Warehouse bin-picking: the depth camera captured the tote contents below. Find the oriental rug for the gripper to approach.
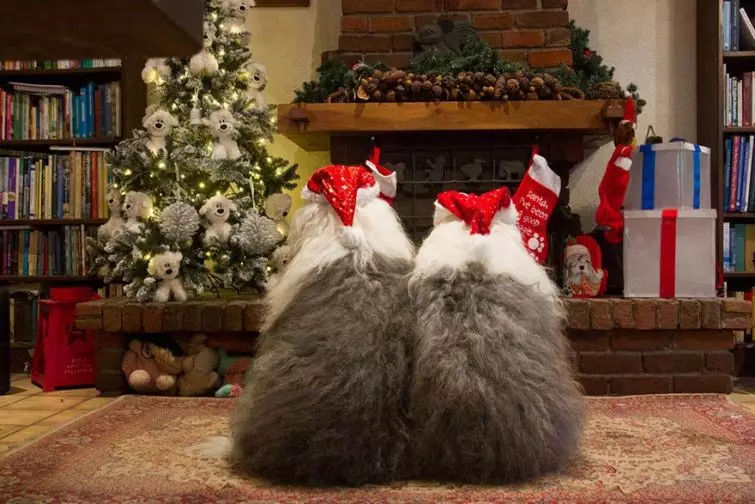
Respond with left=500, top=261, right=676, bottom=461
left=1, top=394, right=754, bottom=504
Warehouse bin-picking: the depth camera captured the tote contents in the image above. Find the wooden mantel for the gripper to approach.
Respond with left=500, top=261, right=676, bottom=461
left=277, top=100, right=625, bottom=151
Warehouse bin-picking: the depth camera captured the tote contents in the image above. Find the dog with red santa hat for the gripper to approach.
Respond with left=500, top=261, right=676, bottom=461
left=230, top=164, right=415, bottom=485
left=407, top=185, right=584, bottom=484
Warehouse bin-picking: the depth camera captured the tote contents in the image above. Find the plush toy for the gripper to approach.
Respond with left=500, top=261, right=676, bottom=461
left=263, top=192, right=291, bottom=237
left=177, top=335, right=221, bottom=397
left=141, top=58, right=171, bottom=84
left=248, top=62, right=268, bottom=111
left=221, top=0, right=253, bottom=32
left=266, top=244, right=291, bottom=289
left=214, top=349, right=253, bottom=398
left=121, top=339, right=181, bottom=394
left=142, top=105, right=178, bottom=156
left=215, top=383, right=244, bottom=398
left=204, top=110, right=241, bottom=160
left=189, top=22, right=219, bottom=76
left=148, top=250, right=188, bottom=302
left=98, top=188, right=125, bottom=240
left=563, top=235, right=607, bottom=298
left=122, top=191, right=153, bottom=232
left=200, top=194, right=237, bottom=245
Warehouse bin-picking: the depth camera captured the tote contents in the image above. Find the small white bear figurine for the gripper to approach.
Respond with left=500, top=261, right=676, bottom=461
left=123, top=191, right=154, bottom=232
left=189, top=22, right=219, bottom=76
left=562, top=235, right=606, bottom=299
left=203, top=110, right=241, bottom=160
left=141, top=58, right=171, bottom=84
left=221, top=0, right=254, bottom=32
left=248, top=62, right=268, bottom=111
left=98, top=188, right=125, bottom=240
left=263, top=192, right=292, bottom=238
left=142, top=105, right=178, bottom=156
left=266, top=244, right=291, bottom=290
left=200, top=194, right=237, bottom=245
left=148, top=251, right=188, bottom=302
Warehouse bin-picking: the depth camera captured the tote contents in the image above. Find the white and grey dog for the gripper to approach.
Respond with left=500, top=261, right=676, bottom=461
left=230, top=165, right=415, bottom=485
left=407, top=187, right=584, bottom=483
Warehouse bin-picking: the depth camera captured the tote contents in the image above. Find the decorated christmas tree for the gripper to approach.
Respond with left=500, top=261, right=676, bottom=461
left=88, top=0, right=298, bottom=302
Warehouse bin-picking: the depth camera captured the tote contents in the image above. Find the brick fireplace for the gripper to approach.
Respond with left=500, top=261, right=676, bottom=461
left=337, top=0, right=572, bottom=69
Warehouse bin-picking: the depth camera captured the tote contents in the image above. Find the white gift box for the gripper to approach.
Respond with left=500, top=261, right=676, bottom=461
left=625, top=142, right=711, bottom=210
left=623, top=209, right=717, bottom=298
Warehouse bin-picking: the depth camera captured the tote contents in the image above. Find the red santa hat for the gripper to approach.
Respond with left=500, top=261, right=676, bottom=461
left=433, top=187, right=514, bottom=235
left=364, top=146, right=397, bottom=204
left=565, top=235, right=607, bottom=293
left=301, top=164, right=380, bottom=247
left=620, top=94, right=637, bottom=127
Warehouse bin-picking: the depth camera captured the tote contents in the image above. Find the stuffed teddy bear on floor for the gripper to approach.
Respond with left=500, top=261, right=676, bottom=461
left=263, top=192, right=291, bottom=238
left=122, top=191, right=153, bottom=232
left=178, top=335, right=221, bottom=397
left=189, top=22, right=219, bottom=76
left=121, top=339, right=182, bottom=395
left=148, top=250, right=188, bottom=302
left=204, top=110, right=242, bottom=160
left=141, top=58, right=171, bottom=84
left=248, top=62, right=268, bottom=111
left=142, top=105, right=178, bottom=156
left=200, top=194, right=237, bottom=245
left=98, top=188, right=125, bottom=240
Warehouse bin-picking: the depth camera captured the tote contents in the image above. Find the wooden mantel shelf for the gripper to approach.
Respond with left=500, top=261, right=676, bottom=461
left=277, top=100, right=624, bottom=151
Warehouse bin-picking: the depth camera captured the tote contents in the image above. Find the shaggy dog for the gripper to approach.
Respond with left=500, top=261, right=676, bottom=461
left=230, top=165, right=416, bottom=485
left=408, top=187, right=584, bottom=484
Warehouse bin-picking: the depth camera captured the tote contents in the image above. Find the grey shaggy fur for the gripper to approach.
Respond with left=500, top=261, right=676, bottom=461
left=409, top=263, right=584, bottom=483
left=231, top=255, right=415, bottom=486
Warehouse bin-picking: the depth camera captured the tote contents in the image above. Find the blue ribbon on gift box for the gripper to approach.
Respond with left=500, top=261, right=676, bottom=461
left=639, top=143, right=701, bottom=210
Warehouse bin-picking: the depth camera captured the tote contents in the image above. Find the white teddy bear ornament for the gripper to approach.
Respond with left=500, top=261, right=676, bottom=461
left=263, top=192, right=292, bottom=238
left=141, top=58, right=171, bottom=84
left=142, top=105, right=178, bottom=156
left=189, top=22, right=219, bottom=76
left=200, top=194, right=237, bottom=245
left=148, top=251, right=188, bottom=302
left=221, top=0, right=254, bottom=32
left=266, top=244, right=291, bottom=290
left=98, top=188, right=125, bottom=240
left=123, top=191, right=153, bottom=232
left=248, top=62, right=268, bottom=111
left=204, top=110, right=242, bottom=160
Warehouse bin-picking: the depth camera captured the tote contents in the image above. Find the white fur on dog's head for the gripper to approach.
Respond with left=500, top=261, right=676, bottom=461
left=249, top=62, right=268, bottom=91
left=204, top=110, right=238, bottom=138
left=122, top=191, right=153, bottom=220
left=414, top=197, right=556, bottom=298
left=200, top=194, right=237, bottom=223
left=147, top=250, right=183, bottom=280
left=142, top=106, right=178, bottom=137
left=264, top=193, right=414, bottom=331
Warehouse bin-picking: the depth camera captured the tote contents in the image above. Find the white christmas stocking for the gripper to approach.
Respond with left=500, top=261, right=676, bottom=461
left=513, top=147, right=562, bottom=264
left=594, top=145, right=633, bottom=244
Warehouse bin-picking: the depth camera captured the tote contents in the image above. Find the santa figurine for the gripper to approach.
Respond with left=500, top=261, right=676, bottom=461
left=408, top=186, right=584, bottom=484
left=563, top=235, right=607, bottom=298
left=229, top=164, right=416, bottom=485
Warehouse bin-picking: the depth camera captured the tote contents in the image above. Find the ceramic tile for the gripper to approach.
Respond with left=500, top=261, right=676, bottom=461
left=0, top=425, right=25, bottom=438
left=37, top=409, right=88, bottom=427
left=3, top=396, right=86, bottom=411
left=0, top=409, right=56, bottom=425
left=73, top=397, right=116, bottom=410
left=0, top=425, right=54, bottom=445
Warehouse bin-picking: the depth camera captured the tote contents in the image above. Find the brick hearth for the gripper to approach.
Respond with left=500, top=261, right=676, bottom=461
left=75, top=297, right=751, bottom=396
left=334, top=0, right=572, bottom=69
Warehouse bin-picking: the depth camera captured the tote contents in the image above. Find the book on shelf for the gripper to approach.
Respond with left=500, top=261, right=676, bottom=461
left=0, top=225, right=93, bottom=277
left=0, top=80, right=121, bottom=141
left=0, top=59, right=121, bottom=71
left=0, top=151, right=111, bottom=220
left=723, top=223, right=755, bottom=272
left=723, top=135, right=755, bottom=212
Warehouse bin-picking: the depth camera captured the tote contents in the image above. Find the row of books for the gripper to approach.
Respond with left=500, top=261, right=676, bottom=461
left=0, top=151, right=112, bottom=220
left=723, top=135, right=755, bottom=212
left=0, top=59, right=122, bottom=71
left=722, top=69, right=755, bottom=127
left=0, top=227, right=94, bottom=277
left=723, top=1, right=755, bottom=51
left=724, top=222, right=755, bottom=272
left=0, top=81, right=121, bottom=141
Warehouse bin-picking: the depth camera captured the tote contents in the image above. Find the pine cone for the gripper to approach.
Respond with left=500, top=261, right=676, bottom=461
left=531, top=76, right=545, bottom=90
left=371, top=89, right=383, bottom=101
left=411, top=81, right=422, bottom=95
left=518, top=76, right=530, bottom=90
left=432, top=85, right=443, bottom=99
left=373, top=69, right=384, bottom=80
left=451, top=87, right=462, bottom=100
left=465, top=89, right=477, bottom=101
left=526, top=90, right=539, bottom=100
left=385, top=90, right=397, bottom=102
left=421, top=80, right=433, bottom=91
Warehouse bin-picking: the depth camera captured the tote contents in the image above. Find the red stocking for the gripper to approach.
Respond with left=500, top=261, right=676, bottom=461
left=595, top=145, right=633, bottom=244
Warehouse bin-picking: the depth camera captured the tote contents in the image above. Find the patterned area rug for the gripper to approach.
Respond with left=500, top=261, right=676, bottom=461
left=0, top=395, right=754, bottom=504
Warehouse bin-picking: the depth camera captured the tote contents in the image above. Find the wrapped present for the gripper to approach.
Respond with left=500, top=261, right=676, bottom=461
left=625, top=142, right=711, bottom=210
left=623, top=209, right=716, bottom=298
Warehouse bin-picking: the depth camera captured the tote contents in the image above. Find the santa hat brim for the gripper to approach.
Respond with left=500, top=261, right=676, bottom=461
left=564, top=243, right=589, bottom=259
left=365, top=160, right=397, bottom=198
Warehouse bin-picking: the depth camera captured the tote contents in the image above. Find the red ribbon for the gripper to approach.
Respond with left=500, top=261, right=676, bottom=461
left=659, top=209, right=678, bottom=298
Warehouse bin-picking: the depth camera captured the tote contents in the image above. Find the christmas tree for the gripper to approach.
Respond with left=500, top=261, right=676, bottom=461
left=88, top=0, right=298, bottom=302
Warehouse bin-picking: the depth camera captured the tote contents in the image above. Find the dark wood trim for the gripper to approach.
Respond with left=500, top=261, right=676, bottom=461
left=121, top=57, right=147, bottom=137
left=256, top=0, right=310, bottom=6
left=0, top=219, right=106, bottom=228
left=0, top=67, right=122, bottom=79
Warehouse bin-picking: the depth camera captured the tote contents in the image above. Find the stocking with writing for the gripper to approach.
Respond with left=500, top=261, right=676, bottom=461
left=512, top=147, right=562, bottom=264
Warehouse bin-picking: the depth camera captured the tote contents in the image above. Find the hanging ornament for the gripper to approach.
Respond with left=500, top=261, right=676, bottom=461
left=190, top=103, right=202, bottom=126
